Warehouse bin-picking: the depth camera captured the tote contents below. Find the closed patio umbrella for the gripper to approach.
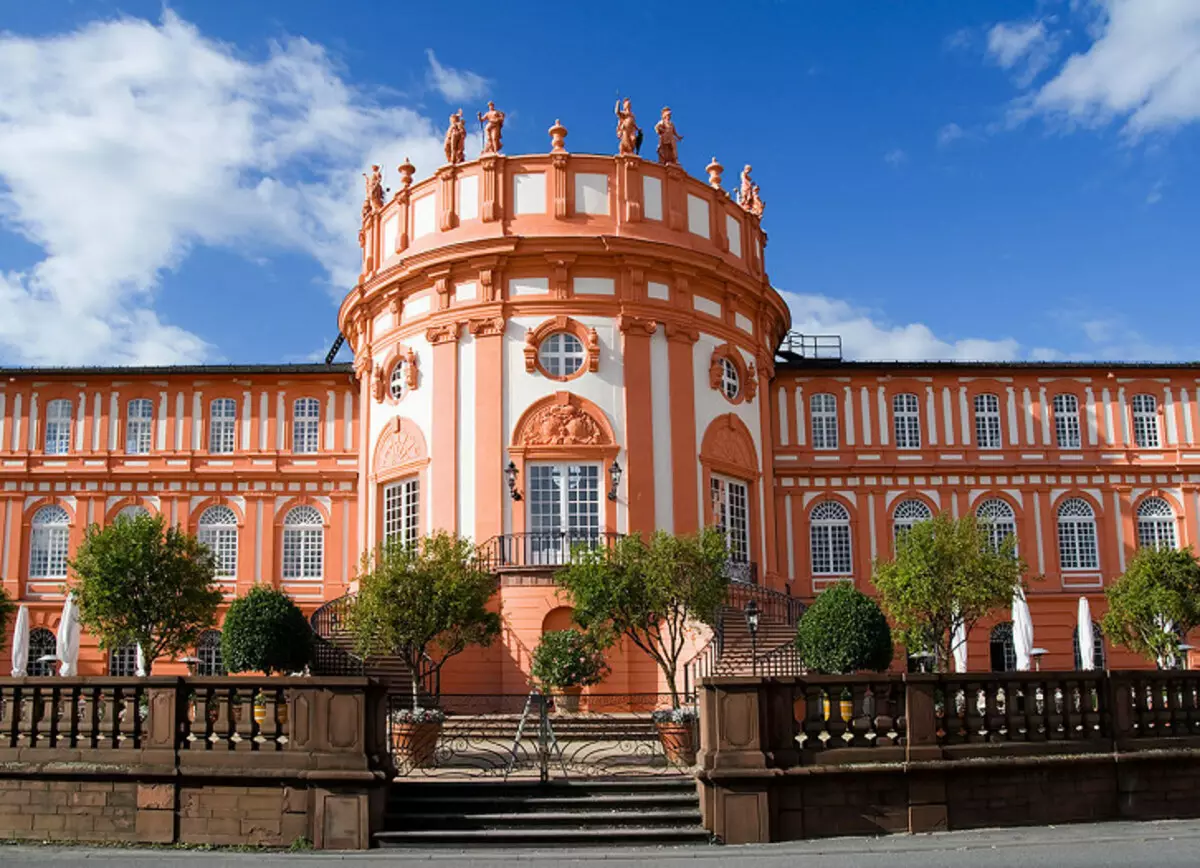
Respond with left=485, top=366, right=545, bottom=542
left=952, top=616, right=968, bottom=674
left=56, top=595, right=81, bottom=677
left=135, top=643, right=147, bottom=677
left=1012, top=588, right=1034, bottom=671
left=10, top=605, right=29, bottom=677
left=1077, top=597, right=1096, bottom=671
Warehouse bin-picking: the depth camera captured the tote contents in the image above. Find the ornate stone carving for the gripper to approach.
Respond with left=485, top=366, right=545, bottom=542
left=478, top=102, right=505, bottom=155
left=614, top=98, right=641, bottom=156
left=444, top=110, right=466, bottom=165
left=664, top=322, right=700, bottom=344
left=524, top=316, right=600, bottom=376
left=374, top=416, right=427, bottom=478
left=363, top=164, right=385, bottom=215
left=425, top=322, right=459, bottom=345
left=709, top=344, right=755, bottom=404
left=617, top=316, right=657, bottom=336
left=397, top=157, right=415, bottom=192
left=655, top=107, right=682, bottom=166
left=468, top=315, right=506, bottom=338
left=371, top=346, right=418, bottom=402
left=737, top=164, right=764, bottom=217
left=706, top=157, right=724, bottom=191
left=549, top=119, right=568, bottom=154
left=517, top=401, right=608, bottom=447
left=745, top=361, right=758, bottom=402
left=701, top=414, right=758, bottom=473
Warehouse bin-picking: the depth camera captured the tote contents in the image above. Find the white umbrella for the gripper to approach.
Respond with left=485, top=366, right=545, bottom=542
left=135, top=643, right=147, bottom=677
left=10, top=605, right=29, bottom=677
left=952, top=615, right=968, bottom=674
left=56, top=595, right=81, bottom=677
left=1077, top=597, right=1096, bottom=671
left=1012, top=587, right=1034, bottom=671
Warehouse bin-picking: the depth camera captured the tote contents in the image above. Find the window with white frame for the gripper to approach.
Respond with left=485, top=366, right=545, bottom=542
left=719, top=358, right=741, bottom=401
left=29, top=505, right=70, bottom=579
left=1136, top=497, right=1177, bottom=549
left=711, top=475, right=750, bottom=565
left=383, top=477, right=420, bottom=547
left=1132, top=393, right=1160, bottom=448
left=389, top=360, right=407, bottom=400
left=892, top=499, right=931, bottom=543
left=125, top=398, right=154, bottom=455
left=44, top=399, right=72, bottom=455
left=1057, top=498, right=1099, bottom=570
left=976, top=498, right=1017, bottom=554
left=196, top=630, right=225, bottom=676
left=282, top=505, right=324, bottom=580
left=810, top=393, right=839, bottom=450
left=1053, top=393, right=1081, bottom=450
left=892, top=393, right=921, bottom=450
left=810, top=501, right=852, bottom=576
left=974, top=393, right=1002, bottom=449
left=116, top=505, right=149, bottom=522
left=109, top=643, right=138, bottom=677
left=208, top=398, right=237, bottom=454
left=28, top=628, right=56, bottom=677
left=538, top=332, right=586, bottom=378
left=292, top=397, right=321, bottom=454
left=197, top=505, right=238, bottom=578
left=990, top=622, right=1016, bottom=672
left=527, top=463, right=602, bottom=563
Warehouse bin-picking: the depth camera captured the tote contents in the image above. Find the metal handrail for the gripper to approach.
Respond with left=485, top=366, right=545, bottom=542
left=476, top=531, right=624, bottom=572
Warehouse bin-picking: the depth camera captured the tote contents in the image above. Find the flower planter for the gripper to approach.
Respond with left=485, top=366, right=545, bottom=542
left=822, top=698, right=854, bottom=723
left=551, top=686, right=583, bottom=714
left=656, top=721, right=697, bottom=766
left=392, top=720, right=443, bottom=769
left=253, top=704, right=267, bottom=726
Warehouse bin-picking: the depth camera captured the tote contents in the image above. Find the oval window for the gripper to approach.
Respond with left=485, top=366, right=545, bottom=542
left=538, top=333, right=586, bottom=378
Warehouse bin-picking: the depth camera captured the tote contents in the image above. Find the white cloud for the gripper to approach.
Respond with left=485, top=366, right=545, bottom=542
left=0, top=12, right=452, bottom=365
left=883, top=148, right=908, bottom=167
left=937, top=122, right=965, bottom=146
left=987, top=19, right=1061, bottom=86
left=1146, top=180, right=1164, bottom=204
left=425, top=49, right=488, bottom=102
left=781, top=293, right=1020, bottom=361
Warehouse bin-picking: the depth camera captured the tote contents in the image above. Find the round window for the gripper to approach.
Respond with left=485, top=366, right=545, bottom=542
left=720, top=358, right=740, bottom=400
left=389, top=361, right=406, bottom=400
left=538, top=332, right=586, bottom=378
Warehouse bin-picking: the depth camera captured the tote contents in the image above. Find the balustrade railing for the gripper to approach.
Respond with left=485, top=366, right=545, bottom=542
left=476, top=531, right=624, bottom=572
left=0, top=679, right=149, bottom=750
left=1118, top=671, right=1200, bottom=741
left=935, top=673, right=1107, bottom=746
left=793, top=674, right=907, bottom=756
left=179, top=679, right=291, bottom=752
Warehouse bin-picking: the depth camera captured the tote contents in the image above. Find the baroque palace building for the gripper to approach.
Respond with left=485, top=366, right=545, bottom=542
left=2, top=111, right=1197, bottom=685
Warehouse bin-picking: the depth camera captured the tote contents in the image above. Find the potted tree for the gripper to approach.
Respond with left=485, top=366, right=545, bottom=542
left=222, top=586, right=311, bottom=728
left=1102, top=546, right=1200, bottom=670
left=531, top=629, right=608, bottom=713
left=556, top=528, right=728, bottom=766
left=347, top=532, right=501, bottom=769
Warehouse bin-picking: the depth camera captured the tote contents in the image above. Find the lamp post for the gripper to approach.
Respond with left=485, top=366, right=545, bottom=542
left=607, top=460, right=622, bottom=502
left=505, top=461, right=522, bottom=501
left=744, top=599, right=760, bottom=676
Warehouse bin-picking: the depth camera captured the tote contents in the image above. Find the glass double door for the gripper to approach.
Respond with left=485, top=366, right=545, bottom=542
left=527, top=463, right=602, bottom=565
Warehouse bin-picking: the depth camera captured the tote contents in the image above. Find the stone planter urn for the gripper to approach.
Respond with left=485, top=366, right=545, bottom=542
left=391, top=720, right=443, bottom=769
left=655, top=721, right=697, bottom=766
left=551, top=686, right=583, bottom=714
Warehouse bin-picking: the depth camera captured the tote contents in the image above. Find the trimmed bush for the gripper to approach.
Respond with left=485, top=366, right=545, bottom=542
left=794, top=582, right=893, bottom=674
left=531, top=629, right=609, bottom=689
left=221, top=586, right=313, bottom=675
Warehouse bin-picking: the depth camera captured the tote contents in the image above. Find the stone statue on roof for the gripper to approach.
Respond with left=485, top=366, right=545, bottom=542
left=655, top=106, right=682, bottom=166
left=614, top=98, right=641, bottom=156
left=444, top=109, right=466, bottom=164
left=477, top=101, right=505, bottom=155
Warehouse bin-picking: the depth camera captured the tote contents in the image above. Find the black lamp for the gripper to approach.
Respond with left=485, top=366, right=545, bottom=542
left=505, top=461, right=522, bottom=501
left=607, top=460, right=623, bottom=502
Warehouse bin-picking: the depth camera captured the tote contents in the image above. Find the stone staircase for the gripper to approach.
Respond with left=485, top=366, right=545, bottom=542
left=309, top=595, right=435, bottom=700
left=375, top=777, right=710, bottom=848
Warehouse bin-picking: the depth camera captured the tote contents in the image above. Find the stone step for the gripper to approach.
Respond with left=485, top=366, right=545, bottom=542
left=387, top=791, right=700, bottom=811
left=373, top=825, right=711, bottom=848
left=384, top=808, right=702, bottom=830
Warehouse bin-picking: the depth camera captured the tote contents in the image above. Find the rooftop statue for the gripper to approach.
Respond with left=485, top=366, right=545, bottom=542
left=362, top=164, right=385, bottom=218
left=614, top=98, right=642, bottom=156
left=738, top=164, right=754, bottom=212
left=750, top=184, right=765, bottom=218
left=444, top=109, right=466, bottom=165
left=655, top=106, right=682, bottom=166
left=477, top=101, right=505, bottom=155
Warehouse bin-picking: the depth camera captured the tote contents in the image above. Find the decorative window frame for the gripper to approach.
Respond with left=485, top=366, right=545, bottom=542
left=524, top=316, right=600, bottom=381
left=708, top=343, right=757, bottom=405
left=372, top=343, right=419, bottom=404
left=371, top=416, right=430, bottom=547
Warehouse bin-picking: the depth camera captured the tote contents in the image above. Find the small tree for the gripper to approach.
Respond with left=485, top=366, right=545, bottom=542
left=221, top=586, right=313, bottom=675
left=872, top=513, right=1025, bottom=673
left=69, top=513, right=222, bottom=674
left=794, top=583, right=893, bottom=674
left=555, top=528, right=728, bottom=709
left=1102, top=547, right=1200, bottom=668
left=347, top=532, right=500, bottom=706
left=531, top=629, right=609, bottom=690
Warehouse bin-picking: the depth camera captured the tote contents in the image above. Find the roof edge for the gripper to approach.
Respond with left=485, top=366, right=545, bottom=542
left=0, top=363, right=355, bottom=378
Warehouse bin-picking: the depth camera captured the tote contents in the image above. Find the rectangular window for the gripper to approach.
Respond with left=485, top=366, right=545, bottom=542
left=1132, top=394, right=1160, bottom=448
left=198, top=527, right=238, bottom=577
left=1053, top=393, right=1081, bottom=449
left=282, top=528, right=323, bottom=579
left=383, top=478, right=420, bottom=547
left=292, top=397, right=321, bottom=454
left=209, top=398, right=237, bottom=454
left=126, top=399, right=154, bottom=455
left=974, top=394, right=1002, bottom=449
left=711, top=474, right=750, bottom=567
left=30, top=527, right=69, bottom=578
left=810, top=393, right=839, bottom=450
left=44, top=399, right=72, bottom=455
left=1058, top=520, right=1099, bottom=570
left=892, top=393, right=921, bottom=450
left=527, top=463, right=602, bottom=564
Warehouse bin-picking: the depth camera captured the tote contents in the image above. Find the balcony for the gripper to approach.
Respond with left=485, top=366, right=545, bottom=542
left=476, top=531, right=624, bottom=573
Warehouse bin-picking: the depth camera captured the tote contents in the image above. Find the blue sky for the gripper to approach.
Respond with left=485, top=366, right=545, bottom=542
left=1, top=0, right=1197, bottom=366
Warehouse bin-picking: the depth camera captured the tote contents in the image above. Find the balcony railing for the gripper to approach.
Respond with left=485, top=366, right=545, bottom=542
left=476, top=531, right=624, bottom=572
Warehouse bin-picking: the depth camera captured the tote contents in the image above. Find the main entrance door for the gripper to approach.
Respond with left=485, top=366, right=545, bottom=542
left=527, top=462, right=601, bottom=565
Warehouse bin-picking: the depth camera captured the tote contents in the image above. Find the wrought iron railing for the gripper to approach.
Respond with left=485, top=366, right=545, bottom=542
left=725, top=574, right=806, bottom=625
left=476, top=531, right=624, bottom=572
left=776, top=331, right=843, bottom=361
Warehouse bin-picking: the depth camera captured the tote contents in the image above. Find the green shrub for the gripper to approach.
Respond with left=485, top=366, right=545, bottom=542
left=531, top=629, right=609, bottom=689
left=221, top=586, right=312, bottom=675
left=794, top=583, right=893, bottom=674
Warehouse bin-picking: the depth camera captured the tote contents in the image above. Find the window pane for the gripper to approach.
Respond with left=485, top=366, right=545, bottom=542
left=1053, top=394, right=1081, bottom=449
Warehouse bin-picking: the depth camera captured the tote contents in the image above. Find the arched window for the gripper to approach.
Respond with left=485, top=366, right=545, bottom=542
left=196, top=630, right=225, bottom=676
left=976, top=498, right=1017, bottom=554
left=197, top=505, right=238, bottom=578
left=29, top=505, right=70, bottom=579
left=209, top=398, right=237, bottom=454
left=108, top=643, right=139, bottom=676
left=293, top=398, right=321, bottom=454
left=892, top=499, right=931, bottom=543
left=990, top=622, right=1016, bottom=672
left=282, top=505, right=324, bottom=580
left=538, top=332, right=586, bottom=378
left=1073, top=624, right=1106, bottom=670
left=44, top=399, right=72, bottom=455
left=1132, top=394, right=1160, bottom=448
left=810, top=393, right=839, bottom=450
left=892, top=394, right=921, bottom=450
left=974, top=394, right=1002, bottom=450
left=389, top=360, right=408, bottom=400
left=28, top=628, right=57, bottom=677
left=719, top=358, right=740, bottom=400
left=116, top=505, right=150, bottom=522
left=810, top=501, right=852, bottom=576
left=1057, top=498, right=1099, bottom=570
left=126, top=398, right=154, bottom=455
left=1137, top=497, right=1177, bottom=550
left=1053, top=393, right=1081, bottom=449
